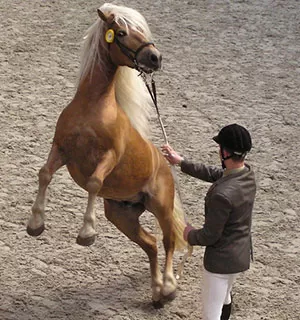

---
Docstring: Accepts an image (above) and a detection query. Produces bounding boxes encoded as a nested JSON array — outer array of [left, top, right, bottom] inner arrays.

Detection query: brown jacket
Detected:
[[181, 160, 256, 274]]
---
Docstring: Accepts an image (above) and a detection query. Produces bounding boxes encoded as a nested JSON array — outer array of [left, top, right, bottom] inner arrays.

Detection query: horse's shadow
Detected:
[[42, 269, 167, 319]]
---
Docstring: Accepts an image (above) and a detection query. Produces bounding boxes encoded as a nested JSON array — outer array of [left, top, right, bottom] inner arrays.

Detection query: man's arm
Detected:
[[161, 145, 223, 183], [181, 160, 223, 183], [187, 193, 231, 246]]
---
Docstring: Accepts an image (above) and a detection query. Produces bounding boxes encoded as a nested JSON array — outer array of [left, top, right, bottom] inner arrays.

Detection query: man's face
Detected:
[[219, 147, 222, 162]]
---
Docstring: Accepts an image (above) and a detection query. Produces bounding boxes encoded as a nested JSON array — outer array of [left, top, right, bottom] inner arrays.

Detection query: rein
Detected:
[[141, 73, 168, 144], [104, 21, 194, 276], [141, 73, 193, 279]]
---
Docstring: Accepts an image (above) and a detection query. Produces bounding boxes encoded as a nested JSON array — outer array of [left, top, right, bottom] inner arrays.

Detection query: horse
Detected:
[[27, 3, 187, 307]]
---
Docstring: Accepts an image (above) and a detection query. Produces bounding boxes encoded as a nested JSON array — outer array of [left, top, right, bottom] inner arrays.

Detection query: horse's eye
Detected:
[[117, 30, 127, 37]]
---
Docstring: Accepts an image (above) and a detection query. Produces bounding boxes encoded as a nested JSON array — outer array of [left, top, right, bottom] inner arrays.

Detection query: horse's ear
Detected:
[[97, 9, 115, 25], [97, 9, 107, 22]]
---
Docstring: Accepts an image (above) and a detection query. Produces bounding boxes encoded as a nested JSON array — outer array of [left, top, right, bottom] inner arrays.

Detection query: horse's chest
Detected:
[[57, 125, 111, 176]]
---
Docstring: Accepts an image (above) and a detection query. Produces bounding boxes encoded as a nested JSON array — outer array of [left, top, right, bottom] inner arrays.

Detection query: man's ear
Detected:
[[222, 148, 228, 156], [97, 9, 115, 25]]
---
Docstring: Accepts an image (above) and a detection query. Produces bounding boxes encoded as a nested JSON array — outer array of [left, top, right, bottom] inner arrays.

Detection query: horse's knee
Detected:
[[86, 177, 102, 194], [38, 166, 52, 185], [162, 233, 176, 253]]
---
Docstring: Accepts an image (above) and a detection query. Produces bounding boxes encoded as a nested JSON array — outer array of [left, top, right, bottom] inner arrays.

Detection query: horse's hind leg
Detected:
[[103, 199, 163, 306], [146, 186, 178, 300], [154, 209, 177, 300], [27, 144, 65, 236]]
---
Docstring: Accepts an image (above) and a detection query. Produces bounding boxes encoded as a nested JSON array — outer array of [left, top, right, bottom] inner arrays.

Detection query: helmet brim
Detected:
[[213, 136, 220, 144]]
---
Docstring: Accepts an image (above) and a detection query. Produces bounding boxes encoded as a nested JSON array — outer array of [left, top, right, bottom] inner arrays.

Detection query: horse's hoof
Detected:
[[27, 224, 45, 237], [152, 300, 164, 309], [76, 235, 96, 246], [162, 290, 177, 301]]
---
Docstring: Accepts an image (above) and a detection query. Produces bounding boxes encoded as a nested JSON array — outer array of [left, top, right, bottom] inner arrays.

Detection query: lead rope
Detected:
[[141, 72, 193, 279]]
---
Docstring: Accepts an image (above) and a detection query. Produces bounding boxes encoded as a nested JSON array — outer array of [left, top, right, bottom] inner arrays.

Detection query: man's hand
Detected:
[[183, 223, 195, 241], [161, 144, 184, 165]]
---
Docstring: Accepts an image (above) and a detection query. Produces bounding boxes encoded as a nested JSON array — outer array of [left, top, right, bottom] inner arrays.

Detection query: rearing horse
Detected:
[[27, 3, 186, 306]]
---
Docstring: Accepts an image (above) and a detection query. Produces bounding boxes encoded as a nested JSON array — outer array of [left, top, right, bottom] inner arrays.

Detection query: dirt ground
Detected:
[[1, 0, 299, 319]]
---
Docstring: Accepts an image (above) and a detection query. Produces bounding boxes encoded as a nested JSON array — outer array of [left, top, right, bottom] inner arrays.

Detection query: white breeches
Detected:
[[202, 268, 240, 320]]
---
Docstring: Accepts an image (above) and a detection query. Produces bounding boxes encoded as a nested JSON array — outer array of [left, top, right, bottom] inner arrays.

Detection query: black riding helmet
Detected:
[[213, 123, 252, 156]]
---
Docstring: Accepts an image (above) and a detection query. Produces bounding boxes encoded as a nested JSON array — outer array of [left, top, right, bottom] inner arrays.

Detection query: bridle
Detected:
[[105, 24, 154, 72], [114, 37, 154, 71]]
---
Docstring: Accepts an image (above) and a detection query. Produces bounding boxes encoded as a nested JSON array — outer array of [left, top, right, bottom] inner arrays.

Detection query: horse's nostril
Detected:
[[150, 53, 158, 63], [150, 53, 162, 69]]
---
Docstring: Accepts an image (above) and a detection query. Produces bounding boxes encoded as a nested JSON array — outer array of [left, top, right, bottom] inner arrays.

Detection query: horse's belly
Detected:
[[67, 158, 151, 201], [100, 166, 151, 200]]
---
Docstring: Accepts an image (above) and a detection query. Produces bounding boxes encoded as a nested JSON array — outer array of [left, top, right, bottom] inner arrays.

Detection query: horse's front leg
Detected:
[[76, 150, 116, 246], [27, 144, 65, 236]]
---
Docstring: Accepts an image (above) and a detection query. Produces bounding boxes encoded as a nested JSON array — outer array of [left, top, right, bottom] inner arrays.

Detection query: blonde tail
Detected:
[[153, 191, 189, 251], [170, 166, 194, 278], [173, 193, 194, 279], [172, 193, 188, 251]]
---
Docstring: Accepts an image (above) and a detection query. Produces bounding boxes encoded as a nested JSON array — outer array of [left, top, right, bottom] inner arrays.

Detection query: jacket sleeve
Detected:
[[187, 193, 231, 246], [180, 159, 223, 182]]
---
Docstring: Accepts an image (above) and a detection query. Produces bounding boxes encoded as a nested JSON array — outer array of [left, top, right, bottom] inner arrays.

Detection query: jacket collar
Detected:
[[219, 164, 251, 183], [223, 165, 245, 177]]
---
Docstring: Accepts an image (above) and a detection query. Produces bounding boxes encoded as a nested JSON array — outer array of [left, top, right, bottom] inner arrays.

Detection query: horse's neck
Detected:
[[76, 64, 118, 105]]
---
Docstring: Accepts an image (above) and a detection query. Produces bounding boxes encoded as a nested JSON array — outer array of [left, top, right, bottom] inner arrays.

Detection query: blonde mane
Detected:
[[78, 3, 154, 137]]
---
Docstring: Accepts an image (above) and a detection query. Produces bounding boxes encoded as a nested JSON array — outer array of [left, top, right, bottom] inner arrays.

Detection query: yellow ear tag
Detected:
[[105, 29, 115, 43]]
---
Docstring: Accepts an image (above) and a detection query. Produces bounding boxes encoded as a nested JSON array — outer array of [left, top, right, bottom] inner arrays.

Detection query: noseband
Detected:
[[114, 38, 154, 70]]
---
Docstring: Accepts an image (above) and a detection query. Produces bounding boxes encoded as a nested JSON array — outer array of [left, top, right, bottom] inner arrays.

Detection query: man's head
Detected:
[[213, 123, 252, 168]]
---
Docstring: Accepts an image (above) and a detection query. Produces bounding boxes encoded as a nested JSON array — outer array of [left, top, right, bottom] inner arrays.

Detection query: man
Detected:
[[162, 123, 256, 320]]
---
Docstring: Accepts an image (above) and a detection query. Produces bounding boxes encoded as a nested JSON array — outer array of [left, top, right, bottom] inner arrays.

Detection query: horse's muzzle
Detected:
[[137, 46, 162, 73]]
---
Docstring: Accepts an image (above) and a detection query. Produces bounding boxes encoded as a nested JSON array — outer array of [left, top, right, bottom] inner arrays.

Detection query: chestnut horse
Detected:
[[27, 3, 186, 306]]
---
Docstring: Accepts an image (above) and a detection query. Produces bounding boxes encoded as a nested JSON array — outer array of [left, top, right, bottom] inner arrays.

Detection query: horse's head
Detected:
[[98, 6, 162, 73]]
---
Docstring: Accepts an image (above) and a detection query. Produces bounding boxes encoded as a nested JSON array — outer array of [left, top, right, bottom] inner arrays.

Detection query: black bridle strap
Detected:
[[135, 42, 154, 58], [114, 38, 154, 67], [142, 74, 167, 145], [144, 76, 157, 106]]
